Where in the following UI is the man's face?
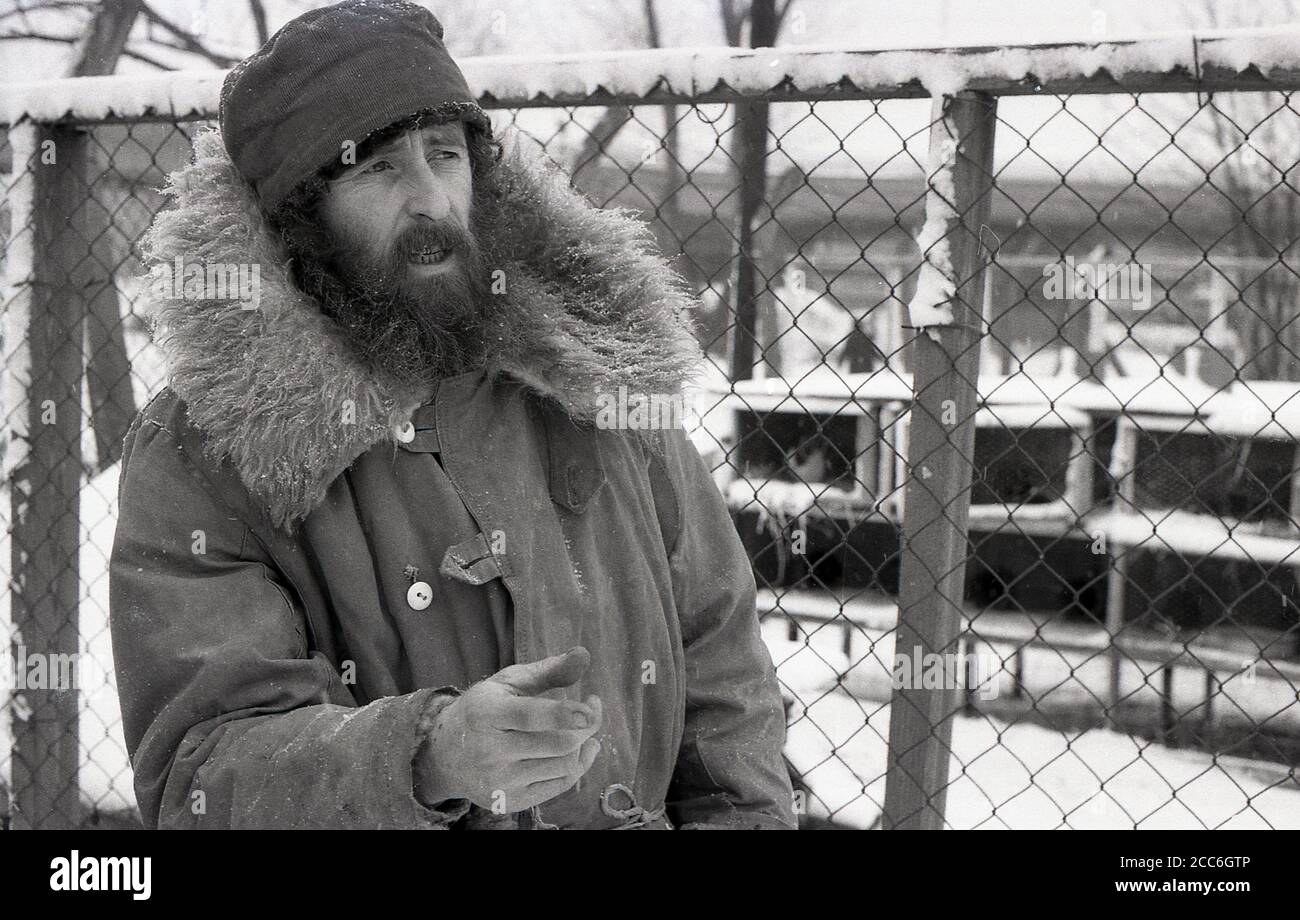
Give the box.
[320,120,474,295]
[305,119,492,385]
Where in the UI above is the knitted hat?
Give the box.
[219,0,490,211]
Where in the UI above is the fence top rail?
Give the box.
[2,25,1299,127]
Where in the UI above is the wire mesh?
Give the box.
[2,76,1299,829]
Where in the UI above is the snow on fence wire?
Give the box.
[3,28,1300,829]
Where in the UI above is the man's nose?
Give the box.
[401,160,452,222]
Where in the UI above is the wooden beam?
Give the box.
[883,91,997,830]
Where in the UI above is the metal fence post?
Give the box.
[8,124,87,829]
[883,91,997,830]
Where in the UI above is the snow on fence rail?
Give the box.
[2,26,1300,126]
[5,31,1300,830]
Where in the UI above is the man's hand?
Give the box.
[414,647,603,813]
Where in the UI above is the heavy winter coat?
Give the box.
[109,129,795,830]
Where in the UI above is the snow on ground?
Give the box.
[765,617,1300,829]
[782,687,1300,829]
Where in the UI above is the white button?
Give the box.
[395,421,416,444]
[407,581,433,611]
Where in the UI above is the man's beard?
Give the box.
[298,213,495,387]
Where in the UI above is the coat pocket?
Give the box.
[438,532,512,585]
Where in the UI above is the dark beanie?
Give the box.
[219,0,490,211]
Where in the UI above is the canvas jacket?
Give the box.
[109,129,795,830]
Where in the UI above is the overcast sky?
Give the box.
[1,0,1296,78]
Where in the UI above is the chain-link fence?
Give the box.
[3,35,1300,829]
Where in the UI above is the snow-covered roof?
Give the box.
[702,368,1300,441]
[1204,381,1300,440]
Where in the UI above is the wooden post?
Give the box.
[883,92,997,830]
[1287,443,1300,532]
[878,405,898,517]
[1105,422,1139,727]
[854,405,879,503]
[1105,552,1130,727]
[878,264,904,372]
[963,640,978,715]
[1201,670,1217,735]
[84,210,136,472]
[1160,665,1176,739]
[8,125,88,829]
[725,0,778,383]
[1065,425,1095,518]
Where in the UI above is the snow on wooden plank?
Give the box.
[906,116,959,339]
[4,26,1300,125]
[1095,507,1300,566]
[0,69,226,126]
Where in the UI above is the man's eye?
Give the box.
[427,150,460,162]
[363,159,394,173]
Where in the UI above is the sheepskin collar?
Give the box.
[142,128,702,530]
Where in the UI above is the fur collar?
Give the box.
[141,128,703,531]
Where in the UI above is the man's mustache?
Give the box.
[391,220,472,260]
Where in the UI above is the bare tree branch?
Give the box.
[642,0,661,46]
[0,0,95,25]
[571,106,635,180]
[249,0,269,46]
[0,31,170,69]
[67,0,141,76]
[138,1,239,66]
[775,0,795,32]
[64,0,144,469]
[719,0,747,46]
[572,0,669,181]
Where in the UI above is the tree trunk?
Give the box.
[727,0,779,382]
[69,0,143,471]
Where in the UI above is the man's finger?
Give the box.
[518,750,582,786]
[490,694,593,732]
[518,776,581,810]
[519,738,601,789]
[510,726,598,759]
[489,646,590,696]
[582,694,603,735]
[577,735,600,773]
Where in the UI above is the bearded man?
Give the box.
[109,0,795,830]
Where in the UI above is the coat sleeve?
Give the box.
[656,427,797,830]
[109,407,472,829]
